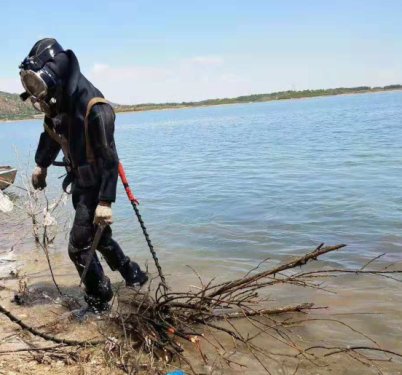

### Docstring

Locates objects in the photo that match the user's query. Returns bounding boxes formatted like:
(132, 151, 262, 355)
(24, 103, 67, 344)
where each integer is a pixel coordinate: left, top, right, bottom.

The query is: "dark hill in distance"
(0, 91, 37, 120)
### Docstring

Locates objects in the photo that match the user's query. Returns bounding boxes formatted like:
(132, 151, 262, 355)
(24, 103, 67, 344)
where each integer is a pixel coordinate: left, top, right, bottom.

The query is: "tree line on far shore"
(114, 84, 402, 112)
(1, 84, 401, 121)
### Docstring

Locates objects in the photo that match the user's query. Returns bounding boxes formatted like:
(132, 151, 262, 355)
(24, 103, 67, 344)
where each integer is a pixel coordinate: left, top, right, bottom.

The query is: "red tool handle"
(118, 162, 140, 205)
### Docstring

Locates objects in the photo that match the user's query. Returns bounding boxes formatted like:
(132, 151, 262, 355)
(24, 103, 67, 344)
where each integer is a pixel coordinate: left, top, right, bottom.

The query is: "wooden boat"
(0, 166, 17, 190)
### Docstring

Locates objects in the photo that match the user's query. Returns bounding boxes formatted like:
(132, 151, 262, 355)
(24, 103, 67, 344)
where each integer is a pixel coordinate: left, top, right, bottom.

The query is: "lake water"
(1, 91, 402, 271)
(1, 91, 402, 373)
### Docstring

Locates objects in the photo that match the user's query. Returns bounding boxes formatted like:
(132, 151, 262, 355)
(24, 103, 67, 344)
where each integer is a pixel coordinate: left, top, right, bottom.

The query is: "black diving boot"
(119, 259, 149, 287)
(71, 296, 110, 322)
(84, 295, 111, 313)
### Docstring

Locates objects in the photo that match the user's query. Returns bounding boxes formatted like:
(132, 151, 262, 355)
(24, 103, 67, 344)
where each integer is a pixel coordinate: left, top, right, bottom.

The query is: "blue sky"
(1, 1, 401, 104)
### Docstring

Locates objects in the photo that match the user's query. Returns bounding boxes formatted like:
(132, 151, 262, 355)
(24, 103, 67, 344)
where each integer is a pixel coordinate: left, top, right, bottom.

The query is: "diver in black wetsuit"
(19, 38, 148, 313)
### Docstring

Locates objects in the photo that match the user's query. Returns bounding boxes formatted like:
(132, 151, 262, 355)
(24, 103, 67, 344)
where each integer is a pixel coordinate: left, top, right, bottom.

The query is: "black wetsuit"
(34, 50, 143, 308)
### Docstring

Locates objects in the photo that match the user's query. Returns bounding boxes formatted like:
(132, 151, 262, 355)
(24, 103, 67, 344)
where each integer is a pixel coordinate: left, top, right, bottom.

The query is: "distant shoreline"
(1, 86, 401, 123)
(0, 116, 43, 124)
(116, 88, 402, 116)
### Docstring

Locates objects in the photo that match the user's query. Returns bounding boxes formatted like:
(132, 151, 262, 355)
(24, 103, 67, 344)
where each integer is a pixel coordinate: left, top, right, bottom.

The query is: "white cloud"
(88, 64, 173, 104)
(91, 64, 109, 74)
(184, 56, 224, 66)
(87, 56, 251, 104)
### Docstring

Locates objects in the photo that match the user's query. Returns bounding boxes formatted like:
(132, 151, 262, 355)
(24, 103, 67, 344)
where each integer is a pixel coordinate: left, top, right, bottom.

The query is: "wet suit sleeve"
(88, 104, 119, 203)
(35, 117, 61, 168)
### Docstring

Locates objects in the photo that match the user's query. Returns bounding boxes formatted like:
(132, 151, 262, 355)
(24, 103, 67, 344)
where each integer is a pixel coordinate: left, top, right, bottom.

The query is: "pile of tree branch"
(106, 243, 402, 373)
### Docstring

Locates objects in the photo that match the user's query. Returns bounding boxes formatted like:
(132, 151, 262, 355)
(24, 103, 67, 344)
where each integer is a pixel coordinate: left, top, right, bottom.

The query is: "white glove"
(94, 203, 113, 225)
(31, 166, 47, 190)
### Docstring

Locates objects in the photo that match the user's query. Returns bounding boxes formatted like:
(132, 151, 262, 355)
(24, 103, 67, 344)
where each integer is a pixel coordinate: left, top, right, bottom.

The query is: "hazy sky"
(1, 0, 401, 104)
